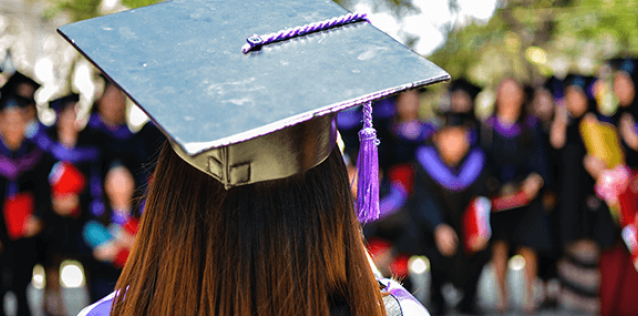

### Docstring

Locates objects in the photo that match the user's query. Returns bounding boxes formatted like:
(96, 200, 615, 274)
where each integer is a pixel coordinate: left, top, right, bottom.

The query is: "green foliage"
(43, 0, 162, 22)
(429, 0, 638, 87)
(121, 0, 161, 9)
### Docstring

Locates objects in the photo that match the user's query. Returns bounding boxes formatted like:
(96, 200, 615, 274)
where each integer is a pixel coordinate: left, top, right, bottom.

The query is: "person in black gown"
(408, 112, 491, 315)
(595, 57, 638, 316)
(387, 90, 437, 167)
(26, 93, 103, 315)
(549, 74, 617, 313)
(528, 77, 563, 309)
(88, 75, 165, 191)
(1, 72, 40, 123)
(481, 78, 551, 313)
(610, 58, 638, 167)
(0, 93, 50, 316)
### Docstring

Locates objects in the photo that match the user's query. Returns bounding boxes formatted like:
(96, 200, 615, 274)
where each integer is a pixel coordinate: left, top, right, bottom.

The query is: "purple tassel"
(356, 101, 380, 223)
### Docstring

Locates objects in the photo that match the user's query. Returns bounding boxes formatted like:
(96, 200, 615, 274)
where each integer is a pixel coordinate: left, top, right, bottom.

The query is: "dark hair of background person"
(111, 142, 387, 316)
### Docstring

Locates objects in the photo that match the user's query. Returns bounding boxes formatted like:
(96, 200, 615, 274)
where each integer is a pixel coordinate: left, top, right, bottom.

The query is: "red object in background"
(388, 164, 415, 195)
(113, 248, 130, 268)
(124, 217, 139, 235)
(491, 190, 530, 212)
(366, 238, 410, 278)
(389, 254, 410, 278)
(49, 162, 86, 197)
(367, 237, 392, 259)
(3, 192, 34, 240)
(599, 244, 638, 316)
(49, 162, 86, 217)
(463, 197, 492, 253)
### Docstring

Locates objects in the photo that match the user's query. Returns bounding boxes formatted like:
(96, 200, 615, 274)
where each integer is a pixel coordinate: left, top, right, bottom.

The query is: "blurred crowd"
(0, 69, 164, 316)
(341, 57, 638, 315)
(1, 52, 638, 316)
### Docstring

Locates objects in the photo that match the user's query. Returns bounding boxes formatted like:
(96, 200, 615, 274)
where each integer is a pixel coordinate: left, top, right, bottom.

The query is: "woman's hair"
(111, 142, 386, 316)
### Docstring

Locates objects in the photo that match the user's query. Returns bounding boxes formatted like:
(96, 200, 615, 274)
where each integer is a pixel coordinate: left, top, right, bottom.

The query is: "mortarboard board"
(2, 71, 41, 104)
(449, 78, 481, 101)
(49, 93, 80, 113)
(439, 112, 474, 128)
(564, 74, 596, 100)
(57, 0, 449, 206)
(0, 91, 29, 111)
(608, 57, 637, 77)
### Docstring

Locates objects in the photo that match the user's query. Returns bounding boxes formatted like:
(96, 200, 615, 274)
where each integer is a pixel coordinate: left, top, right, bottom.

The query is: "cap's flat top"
(59, 0, 449, 155)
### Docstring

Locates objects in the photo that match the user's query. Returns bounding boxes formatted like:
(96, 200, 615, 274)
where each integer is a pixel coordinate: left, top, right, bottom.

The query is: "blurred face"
(450, 90, 473, 114)
(565, 86, 588, 118)
(105, 166, 135, 208)
(98, 84, 127, 125)
(16, 82, 36, 100)
(434, 126, 469, 166)
(533, 89, 554, 122)
(614, 72, 635, 108)
(58, 104, 78, 131)
(0, 108, 26, 150)
(396, 90, 420, 121)
(496, 79, 524, 121)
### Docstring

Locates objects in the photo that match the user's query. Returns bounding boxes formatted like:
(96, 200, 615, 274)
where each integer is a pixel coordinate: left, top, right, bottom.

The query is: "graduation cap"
(449, 78, 481, 101)
(0, 91, 30, 111)
(58, 0, 449, 222)
(608, 57, 637, 77)
(564, 74, 596, 99)
(49, 93, 80, 113)
(439, 111, 474, 128)
(2, 71, 40, 104)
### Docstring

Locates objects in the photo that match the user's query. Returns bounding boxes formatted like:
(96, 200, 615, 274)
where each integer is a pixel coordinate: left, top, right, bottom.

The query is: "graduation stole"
(87, 113, 135, 141)
(1, 143, 37, 240)
(415, 146, 485, 192)
(26, 123, 100, 163)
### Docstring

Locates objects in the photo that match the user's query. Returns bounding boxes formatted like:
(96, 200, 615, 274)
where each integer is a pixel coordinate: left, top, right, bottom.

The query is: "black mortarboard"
(58, 0, 449, 190)
(49, 93, 80, 113)
(608, 57, 637, 77)
(541, 76, 560, 96)
(2, 71, 41, 104)
(439, 111, 474, 128)
(564, 74, 596, 99)
(449, 78, 481, 101)
(0, 92, 29, 111)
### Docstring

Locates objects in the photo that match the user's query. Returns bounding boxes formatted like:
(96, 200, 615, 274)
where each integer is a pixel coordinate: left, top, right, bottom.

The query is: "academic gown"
(480, 116, 553, 252)
(363, 177, 410, 250)
(610, 106, 638, 168)
(87, 113, 165, 189)
(558, 116, 616, 248)
(26, 122, 104, 263)
(386, 120, 436, 168)
(77, 277, 431, 316)
(407, 144, 491, 312)
(0, 137, 51, 316)
(533, 119, 563, 281)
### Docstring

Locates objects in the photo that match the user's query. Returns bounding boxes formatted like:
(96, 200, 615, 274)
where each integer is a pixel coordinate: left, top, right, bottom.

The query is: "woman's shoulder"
(379, 278, 431, 316)
(78, 280, 431, 316)
(77, 292, 116, 316)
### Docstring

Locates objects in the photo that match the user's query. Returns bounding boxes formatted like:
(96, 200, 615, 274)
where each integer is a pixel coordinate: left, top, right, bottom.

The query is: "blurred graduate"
(481, 78, 551, 313)
(0, 91, 50, 316)
(407, 111, 491, 315)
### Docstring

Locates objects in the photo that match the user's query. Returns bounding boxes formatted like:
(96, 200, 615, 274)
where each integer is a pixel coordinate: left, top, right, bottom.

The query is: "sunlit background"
(0, 0, 636, 315)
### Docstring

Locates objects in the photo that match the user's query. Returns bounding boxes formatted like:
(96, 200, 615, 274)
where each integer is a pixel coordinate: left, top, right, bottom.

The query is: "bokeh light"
(60, 260, 85, 288)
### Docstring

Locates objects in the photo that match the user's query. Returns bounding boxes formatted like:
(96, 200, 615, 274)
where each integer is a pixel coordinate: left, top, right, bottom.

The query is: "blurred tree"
(43, 0, 419, 23)
(429, 0, 638, 87)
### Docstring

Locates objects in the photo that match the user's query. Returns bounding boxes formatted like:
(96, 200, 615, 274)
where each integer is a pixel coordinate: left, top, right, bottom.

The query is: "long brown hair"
(111, 143, 386, 316)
